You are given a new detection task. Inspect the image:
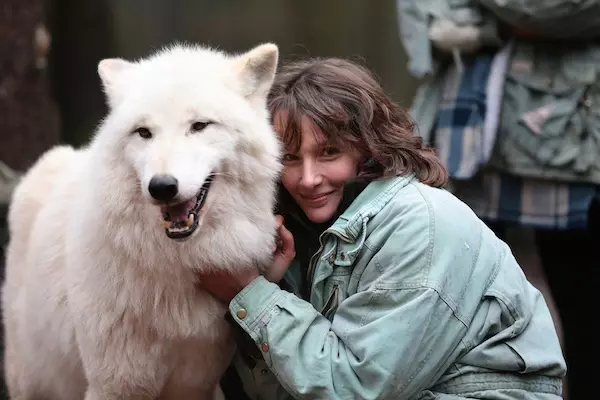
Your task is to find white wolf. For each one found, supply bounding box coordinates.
[2,42,281,399]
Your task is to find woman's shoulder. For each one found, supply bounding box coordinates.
[364,180,503,292]
[371,180,486,243]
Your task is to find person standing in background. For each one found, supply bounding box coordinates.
[396,1,600,398]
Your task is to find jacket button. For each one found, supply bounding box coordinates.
[261,343,270,353]
[340,252,346,260]
[236,308,248,319]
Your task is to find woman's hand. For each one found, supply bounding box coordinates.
[198,268,257,305]
[264,215,296,283]
[198,215,295,304]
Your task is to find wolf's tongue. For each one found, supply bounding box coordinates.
[165,199,195,221]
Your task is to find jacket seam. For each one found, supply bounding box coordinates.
[411,182,436,285]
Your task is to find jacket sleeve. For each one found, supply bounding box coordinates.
[227,232,470,399]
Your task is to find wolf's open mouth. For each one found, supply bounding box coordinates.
[160,176,213,240]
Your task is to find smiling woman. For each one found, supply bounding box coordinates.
[275,113,361,224]
[203,57,566,400]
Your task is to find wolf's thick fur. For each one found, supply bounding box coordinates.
[2,43,281,399]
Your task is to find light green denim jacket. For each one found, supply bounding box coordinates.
[228,175,566,399]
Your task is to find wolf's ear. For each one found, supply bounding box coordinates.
[98,58,133,99]
[234,43,279,101]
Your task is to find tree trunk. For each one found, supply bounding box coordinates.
[0,1,59,397]
[0,0,60,173]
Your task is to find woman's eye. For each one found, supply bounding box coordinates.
[134,127,152,139]
[190,121,211,133]
[282,154,299,162]
[321,147,340,157]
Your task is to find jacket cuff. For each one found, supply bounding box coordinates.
[228,276,286,342]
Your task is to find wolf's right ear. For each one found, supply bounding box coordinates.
[98,58,133,103]
[234,43,279,101]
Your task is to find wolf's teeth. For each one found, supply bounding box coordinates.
[163,220,174,229]
[185,214,194,227]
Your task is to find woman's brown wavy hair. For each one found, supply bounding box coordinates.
[267,58,448,187]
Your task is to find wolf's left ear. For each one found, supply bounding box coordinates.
[234,43,279,101]
[98,58,133,104]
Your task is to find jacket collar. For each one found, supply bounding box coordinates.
[328,174,415,242]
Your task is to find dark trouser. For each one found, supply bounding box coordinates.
[535,199,598,400]
[487,199,599,400]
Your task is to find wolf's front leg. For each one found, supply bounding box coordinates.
[82,355,167,400]
[84,388,157,400]
[77,323,170,400]
[82,358,168,400]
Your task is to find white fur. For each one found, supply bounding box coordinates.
[2,42,281,400]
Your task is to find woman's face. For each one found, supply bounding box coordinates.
[275,113,361,224]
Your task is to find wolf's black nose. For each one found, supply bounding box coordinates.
[148,175,178,201]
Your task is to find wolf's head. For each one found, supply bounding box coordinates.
[92,43,281,245]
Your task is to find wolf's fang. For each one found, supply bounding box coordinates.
[185,214,194,227]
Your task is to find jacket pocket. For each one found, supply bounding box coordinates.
[497,43,599,174]
[502,76,589,169]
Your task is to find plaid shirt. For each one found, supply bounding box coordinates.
[452,172,597,230]
[433,55,598,230]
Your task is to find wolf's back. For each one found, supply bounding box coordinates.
[7,145,79,254]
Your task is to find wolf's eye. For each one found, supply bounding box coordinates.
[190,121,211,133]
[134,127,152,139]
